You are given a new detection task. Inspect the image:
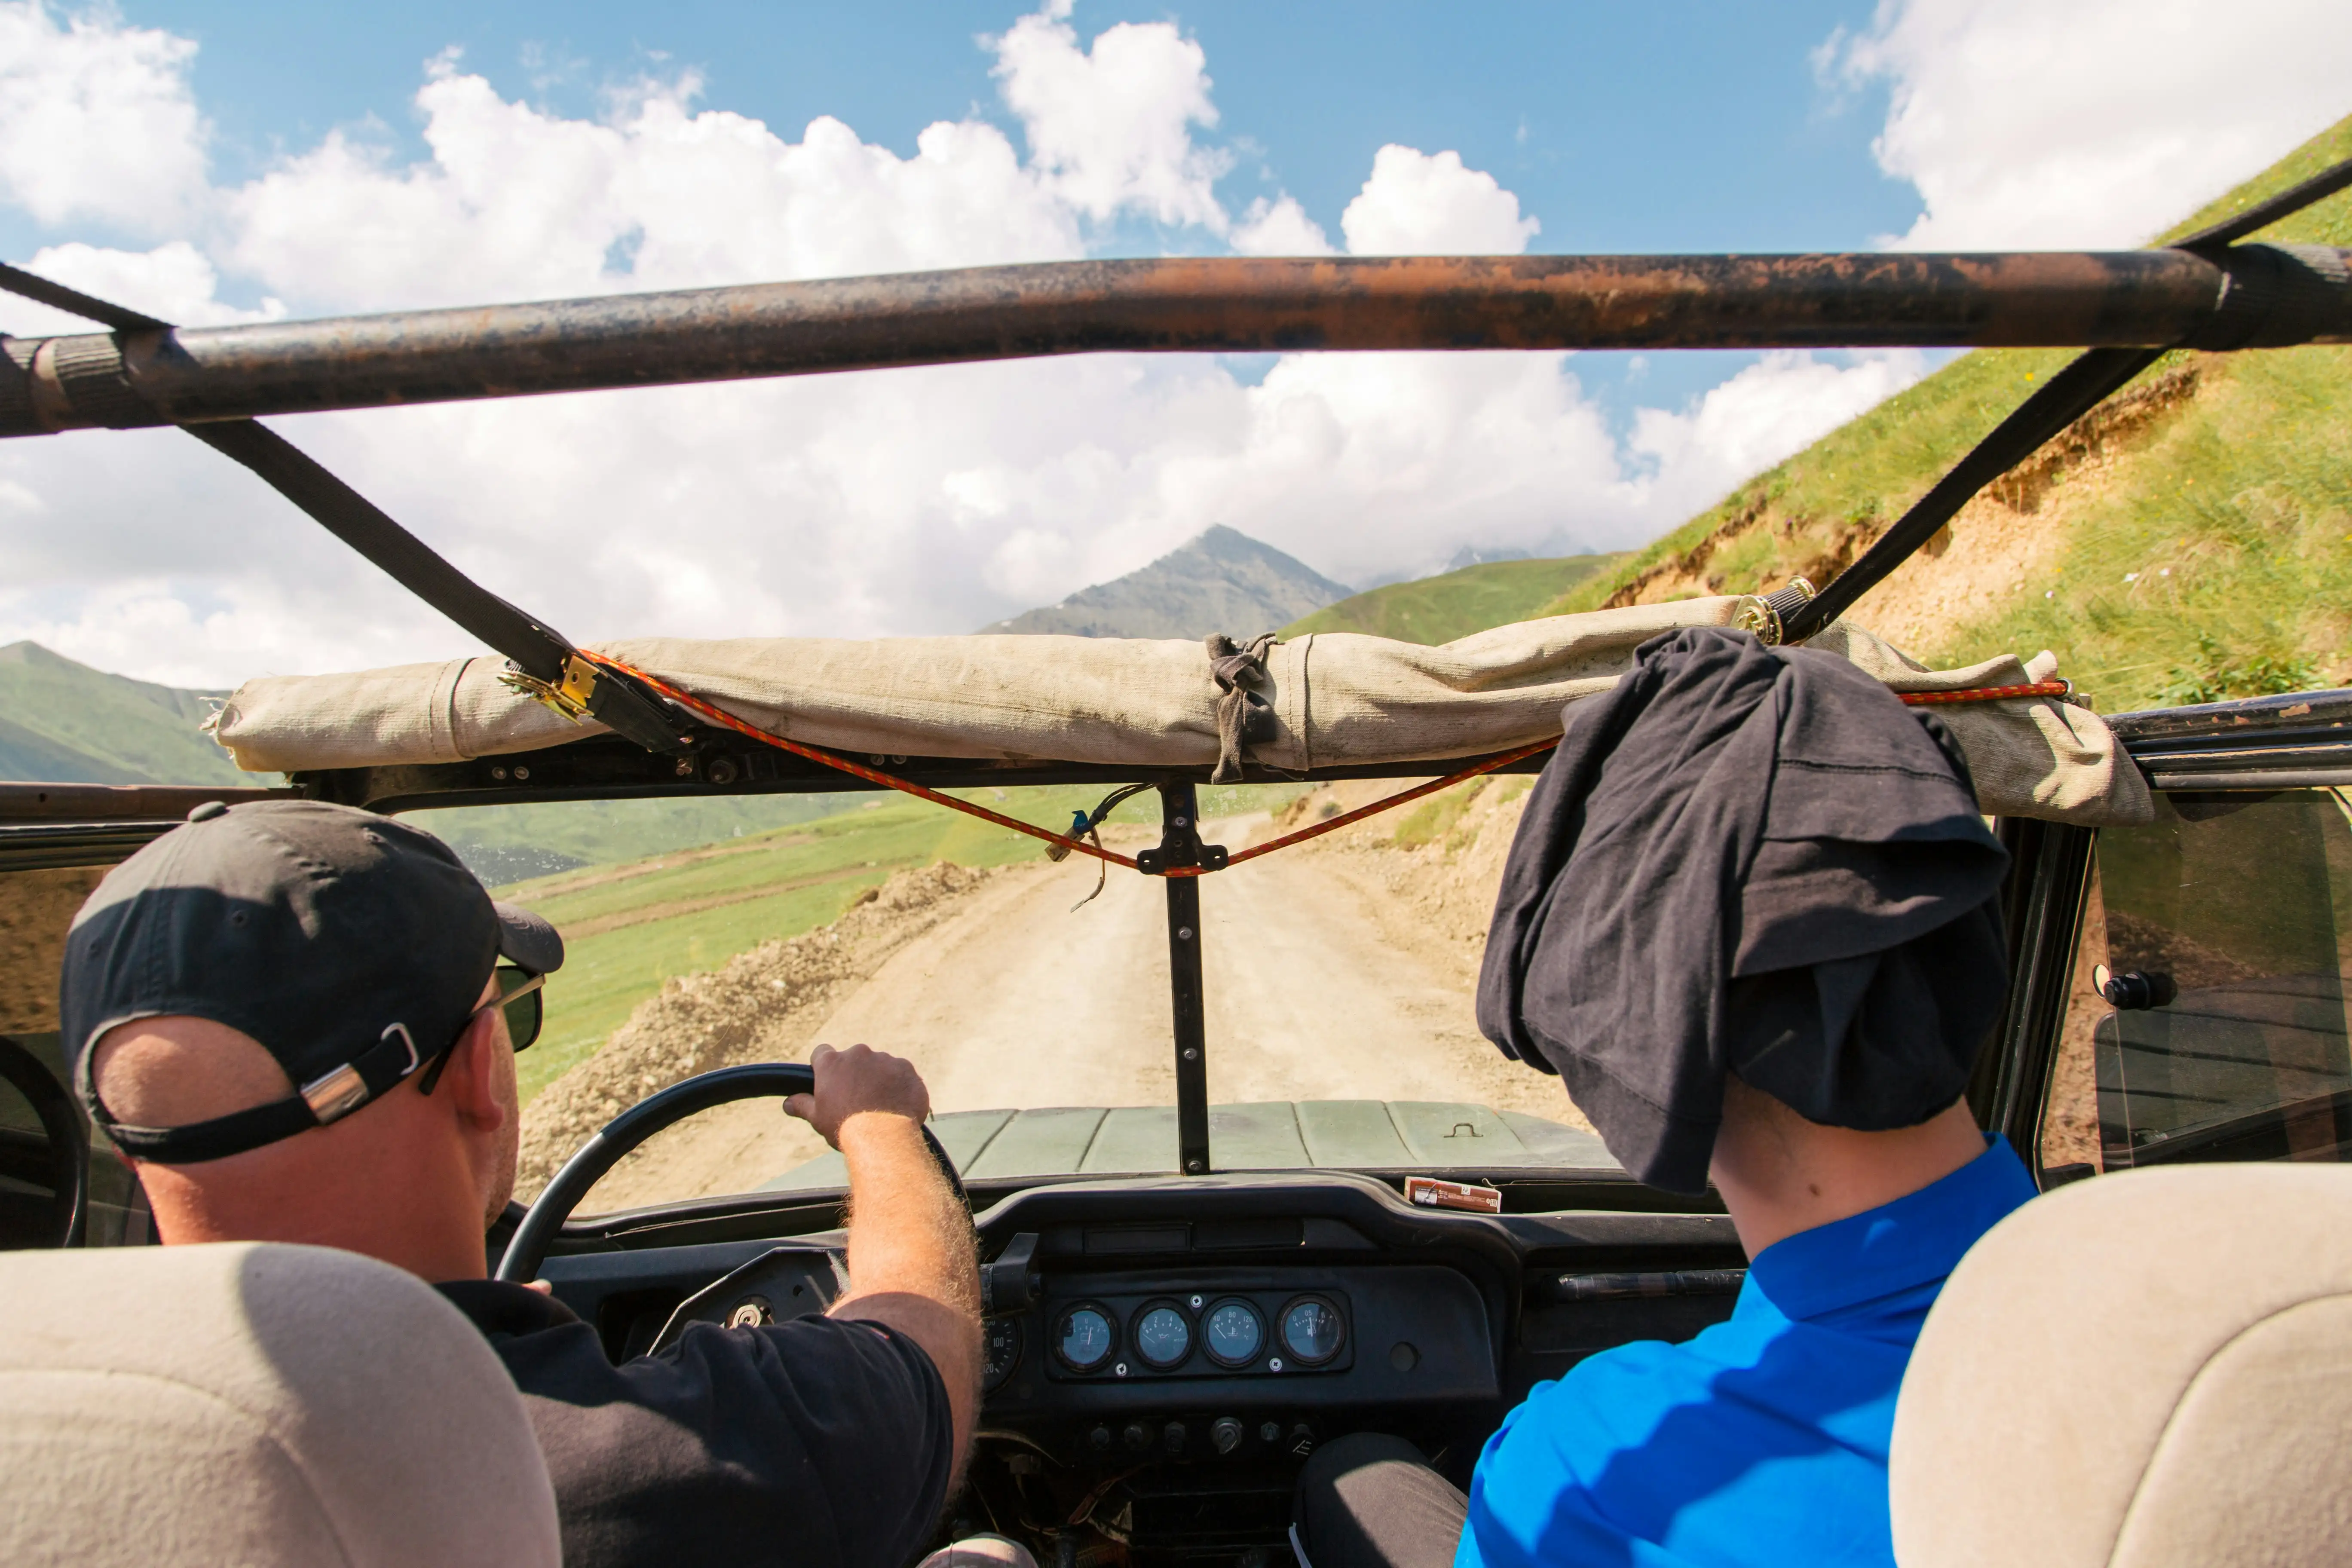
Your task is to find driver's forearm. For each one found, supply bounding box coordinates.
[830,1112,981,1467]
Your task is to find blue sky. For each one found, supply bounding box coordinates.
[26,3,1925,420]
[0,0,2345,684]
[103,3,1919,245]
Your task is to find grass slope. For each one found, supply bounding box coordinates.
[407,794,866,883]
[0,641,244,784]
[494,781,1295,1101]
[1536,114,2352,712]
[1282,554,1628,644]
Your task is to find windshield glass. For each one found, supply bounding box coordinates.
[413,778,1616,1213]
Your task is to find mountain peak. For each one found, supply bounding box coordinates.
[982,527,1352,640]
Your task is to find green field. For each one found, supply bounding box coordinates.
[1537,114,2352,712]
[1284,554,1628,644]
[487,781,1302,1101]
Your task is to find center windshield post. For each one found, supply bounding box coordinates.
[1155,781,1213,1175]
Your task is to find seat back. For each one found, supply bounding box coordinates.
[1890,1164,2352,1568]
[0,1241,560,1567]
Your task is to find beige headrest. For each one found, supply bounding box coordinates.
[1891,1164,2352,1568]
[0,1242,560,1568]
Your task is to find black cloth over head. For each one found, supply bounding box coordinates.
[1475,626,2010,1193]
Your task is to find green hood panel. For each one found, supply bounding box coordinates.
[760,1099,1617,1192]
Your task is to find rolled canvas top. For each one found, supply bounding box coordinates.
[211,597,2153,826]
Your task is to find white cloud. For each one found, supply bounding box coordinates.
[0,0,208,233]
[0,4,1926,690]
[224,65,1082,312]
[11,241,280,331]
[1231,194,1333,256]
[1827,0,2352,248]
[1341,146,1540,256]
[1629,350,1929,523]
[989,0,1230,231]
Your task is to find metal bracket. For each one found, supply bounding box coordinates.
[1731,577,1819,646]
[1155,783,1213,1176]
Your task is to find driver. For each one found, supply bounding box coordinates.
[57,799,980,1568]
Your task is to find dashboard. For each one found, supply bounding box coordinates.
[537,1172,1743,1561]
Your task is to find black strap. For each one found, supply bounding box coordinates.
[98,1096,317,1164]
[2172,157,2352,251]
[0,261,168,332]
[1778,346,2162,642]
[86,1012,435,1164]
[0,273,696,755]
[1779,152,2352,643]
[184,420,577,683]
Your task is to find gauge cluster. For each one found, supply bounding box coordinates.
[1046,1289,1351,1381]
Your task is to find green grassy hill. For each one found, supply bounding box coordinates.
[1534,114,2352,713]
[0,641,245,785]
[1281,553,1628,643]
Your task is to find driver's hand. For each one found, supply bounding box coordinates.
[784,1042,933,1149]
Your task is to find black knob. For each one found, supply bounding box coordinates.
[2098,967,2176,1011]
[1123,1423,1148,1452]
[1287,1422,1316,1457]
[1163,1421,1187,1455]
[1259,1420,1281,1445]
[1211,1417,1243,1455]
[1088,1426,1112,1454]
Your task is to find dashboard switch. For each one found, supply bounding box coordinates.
[1259,1421,1282,1446]
[1163,1421,1187,1455]
[1088,1426,1112,1455]
[1288,1423,1316,1458]
[1211,1417,1243,1455]
[1123,1423,1148,1453]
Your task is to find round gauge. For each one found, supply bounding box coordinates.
[1280,1296,1345,1365]
[1056,1305,1116,1372]
[1203,1299,1264,1368]
[1132,1303,1192,1369]
[982,1317,1023,1393]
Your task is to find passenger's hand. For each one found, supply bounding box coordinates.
[784,1042,933,1149]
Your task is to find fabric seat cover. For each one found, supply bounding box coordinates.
[1890,1164,2352,1567]
[0,1241,560,1567]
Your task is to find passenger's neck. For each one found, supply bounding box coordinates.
[1709,1089,1986,1258]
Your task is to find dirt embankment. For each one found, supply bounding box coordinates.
[517,861,998,1200]
[1602,361,2204,659]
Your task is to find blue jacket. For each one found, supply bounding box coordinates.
[1458,1137,2036,1568]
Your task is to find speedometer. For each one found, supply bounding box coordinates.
[1203,1299,1263,1368]
[1133,1303,1191,1369]
[1055,1305,1116,1372]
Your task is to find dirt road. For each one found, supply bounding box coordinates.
[576,810,1584,1211]
[812,816,1563,1117]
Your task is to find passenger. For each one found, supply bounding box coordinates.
[1295,627,2039,1568]
[57,799,980,1568]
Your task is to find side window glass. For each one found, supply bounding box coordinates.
[2042,790,2352,1174]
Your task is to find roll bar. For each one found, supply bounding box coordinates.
[2,246,2347,438]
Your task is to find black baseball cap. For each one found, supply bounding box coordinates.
[61,799,564,1164]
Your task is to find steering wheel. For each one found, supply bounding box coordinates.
[0,1035,88,1249]
[496,1062,968,1284]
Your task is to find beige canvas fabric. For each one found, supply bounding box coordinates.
[1890,1164,2352,1568]
[212,601,2151,825]
[0,1242,560,1568]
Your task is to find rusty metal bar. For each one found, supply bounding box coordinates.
[2,247,2346,438]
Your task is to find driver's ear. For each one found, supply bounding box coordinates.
[439,1009,512,1136]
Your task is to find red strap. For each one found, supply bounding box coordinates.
[575,651,2067,877]
[1897,680,2070,705]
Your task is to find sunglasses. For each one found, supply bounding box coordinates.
[416,965,547,1095]
[492,964,548,1052]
